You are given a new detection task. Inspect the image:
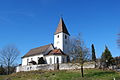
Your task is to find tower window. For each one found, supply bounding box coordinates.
[65,35,67,39]
[57,35,59,38]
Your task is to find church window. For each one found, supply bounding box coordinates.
[50,58,52,64]
[57,57,59,63]
[27,67,29,70]
[27,59,29,65]
[38,57,45,64]
[65,35,67,39]
[57,35,59,38]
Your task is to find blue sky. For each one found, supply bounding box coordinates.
[0,0,120,63]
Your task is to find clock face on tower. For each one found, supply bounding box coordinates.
[57,41,59,44]
[65,41,67,44]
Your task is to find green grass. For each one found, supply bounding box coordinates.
[0,69,120,80]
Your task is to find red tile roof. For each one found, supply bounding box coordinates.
[47,49,67,56]
[55,18,70,35]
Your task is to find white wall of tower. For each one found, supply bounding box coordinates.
[54,32,70,54]
[54,32,63,51]
[63,33,70,54]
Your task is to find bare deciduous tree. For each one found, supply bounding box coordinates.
[0,45,20,74]
[69,34,90,77]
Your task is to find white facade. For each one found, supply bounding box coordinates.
[22,44,54,66]
[22,54,44,66]
[54,32,70,54]
[22,54,67,66]
[45,55,67,64]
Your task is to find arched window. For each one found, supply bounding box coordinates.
[57,57,59,64]
[50,58,52,64]
[38,57,45,64]
[65,35,67,39]
[57,35,59,38]
[27,59,29,65]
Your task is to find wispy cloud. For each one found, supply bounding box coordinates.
[0,11,35,18]
[0,16,13,24]
[0,11,35,24]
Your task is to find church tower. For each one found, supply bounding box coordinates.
[54,18,70,54]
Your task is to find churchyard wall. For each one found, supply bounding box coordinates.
[16,62,95,72]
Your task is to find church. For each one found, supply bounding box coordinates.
[21,18,70,66]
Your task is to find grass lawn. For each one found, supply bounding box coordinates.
[0,69,120,80]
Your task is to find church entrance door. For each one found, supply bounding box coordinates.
[38,57,45,64]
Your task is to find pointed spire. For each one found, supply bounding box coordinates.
[55,18,70,35]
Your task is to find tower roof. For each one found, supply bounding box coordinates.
[55,18,70,35]
[46,49,67,56]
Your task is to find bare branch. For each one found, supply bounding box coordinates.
[0,45,20,74]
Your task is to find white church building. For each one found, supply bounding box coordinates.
[21,18,70,66]
[17,18,95,72]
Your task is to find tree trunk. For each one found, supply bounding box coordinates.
[81,65,84,77]
[8,66,10,75]
[57,63,59,70]
[95,61,97,68]
[8,61,10,75]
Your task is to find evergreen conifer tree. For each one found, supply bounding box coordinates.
[101,46,113,67]
[92,44,96,62]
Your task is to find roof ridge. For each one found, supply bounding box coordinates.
[31,43,52,50]
[22,43,53,58]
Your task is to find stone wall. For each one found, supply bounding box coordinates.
[16,62,95,72]
[59,63,95,70]
[16,64,54,72]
